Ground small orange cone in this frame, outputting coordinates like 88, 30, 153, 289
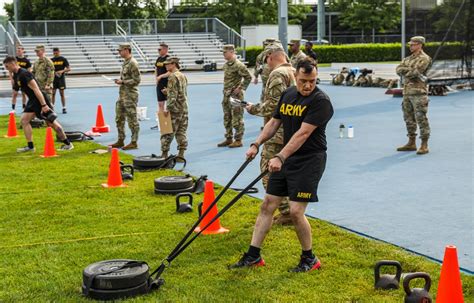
102, 148, 126, 188
436, 245, 464, 303
194, 180, 229, 235
92, 104, 110, 133
40, 127, 58, 158
4, 111, 19, 138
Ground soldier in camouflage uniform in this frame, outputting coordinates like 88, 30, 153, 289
331, 67, 348, 85
218, 44, 252, 148
246, 44, 296, 225
288, 39, 307, 69
160, 57, 188, 162
353, 69, 373, 87
372, 77, 397, 88
32, 45, 55, 102
395, 36, 432, 155
254, 38, 276, 101
110, 43, 141, 150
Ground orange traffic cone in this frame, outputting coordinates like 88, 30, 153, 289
436, 245, 464, 303
4, 111, 19, 138
92, 104, 110, 133
194, 180, 229, 235
40, 127, 58, 158
102, 148, 126, 188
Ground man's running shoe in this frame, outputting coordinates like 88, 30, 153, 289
289, 255, 321, 272
17, 146, 35, 153
58, 143, 74, 151
62, 108, 67, 114
228, 253, 265, 269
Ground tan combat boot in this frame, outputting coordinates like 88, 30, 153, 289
160, 151, 168, 159
228, 140, 243, 148
217, 138, 233, 147
416, 138, 429, 155
397, 137, 417, 151
176, 149, 185, 163
110, 139, 124, 148
273, 213, 293, 226
122, 141, 138, 150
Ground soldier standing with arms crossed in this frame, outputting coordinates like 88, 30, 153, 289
246, 44, 296, 225
288, 39, 306, 69
32, 45, 55, 104
395, 36, 432, 155
160, 57, 188, 162
218, 44, 252, 148
110, 43, 141, 150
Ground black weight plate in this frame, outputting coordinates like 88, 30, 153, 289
82, 280, 149, 300
30, 118, 45, 128
83, 259, 149, 290
154, 176, 194, 190
154, 185, 196, 195
133, 155, 166, 168
56, 132, 83, 142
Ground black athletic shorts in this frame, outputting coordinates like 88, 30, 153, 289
156, 85, 167, 102
267, 152, 327, 202
24, 93, 53, 119
53, 76, 66, 90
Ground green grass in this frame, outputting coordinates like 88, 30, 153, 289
0, 115, 472, 302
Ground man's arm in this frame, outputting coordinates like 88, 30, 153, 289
27, 79, 49, 110
405, 57, 431, 80
239, 63, 252, 90
246, 118, 282, 159
46, 59, 55, 87
279, 122, 317, 160
165, 75, 178, 112
121, 61, 141, 86
247, 76, 286, 117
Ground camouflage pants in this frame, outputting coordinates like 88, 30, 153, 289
402, 95, 430, 139
161, 111, 188, 152
222, 94, 244, 140
260, 143, 290, 215
115, 100, 140, 142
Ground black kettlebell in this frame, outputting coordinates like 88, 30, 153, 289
120, 164, 134, 180
374, 260, 402, 290
176, 193, 193, 213
403, 272, 432, 303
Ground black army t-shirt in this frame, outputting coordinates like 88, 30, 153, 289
155, 55, 169, 89
13, 68, 42, 103
51, 56, 70, 74
16, 56, 31, 69
273, 86, 334, 155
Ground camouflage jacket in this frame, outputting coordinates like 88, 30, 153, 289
248, 63, 295, 145
119, 57, 141, 100
166, 70, 188, 113
32, 57, 55, 88
254, 52, 271, 87
290, 50, 306, 69
396, 50, 431, 95
223, 58, 251, 95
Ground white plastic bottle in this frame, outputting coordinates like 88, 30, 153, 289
347, 125, 354, 138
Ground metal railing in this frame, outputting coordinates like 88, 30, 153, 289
0, 25, 15, 55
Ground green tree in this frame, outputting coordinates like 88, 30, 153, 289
428, 0, 470, 39
330, 0, 401, 33
178, 0, 312, 32
3, 0, 168, 21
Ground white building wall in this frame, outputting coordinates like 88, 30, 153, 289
241, 25, 302, 47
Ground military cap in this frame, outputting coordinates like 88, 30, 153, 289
163, 56, 180, 68
117, 43, 132, 51
263, 44, 285, 57
159, 42, 168, 49
34, 44, 45, 51
409, 36, 426, 44
222, 44, 235, 52
265, 38, 277, 43
288, 39, 301, 45
52, 47, 60, 52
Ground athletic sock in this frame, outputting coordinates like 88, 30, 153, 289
27, 142, 34, 149
247, 245, 261, 258
302, 249, 315, 259
63, 139, 71, 145
12, 104, 15, 110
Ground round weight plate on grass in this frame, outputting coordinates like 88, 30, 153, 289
154, 176, 194, 190
133, 155, 166, 168
82, 280, 149, 300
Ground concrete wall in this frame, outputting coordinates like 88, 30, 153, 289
241, 24, 302, 47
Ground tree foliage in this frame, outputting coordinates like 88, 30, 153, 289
4, 0, 168, 21
428, 0, 471, 38
178, 0, 312, 32
329, 0, 401, 33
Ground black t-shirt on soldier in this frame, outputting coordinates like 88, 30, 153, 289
51, 56, 70, 76
273, 86, 334, 156
16, 57, 31, 69
155, 55, 169, 89
13, 68, 46, 103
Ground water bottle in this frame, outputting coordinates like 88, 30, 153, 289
347, 125, 354, 138
339, 123, 345, 138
